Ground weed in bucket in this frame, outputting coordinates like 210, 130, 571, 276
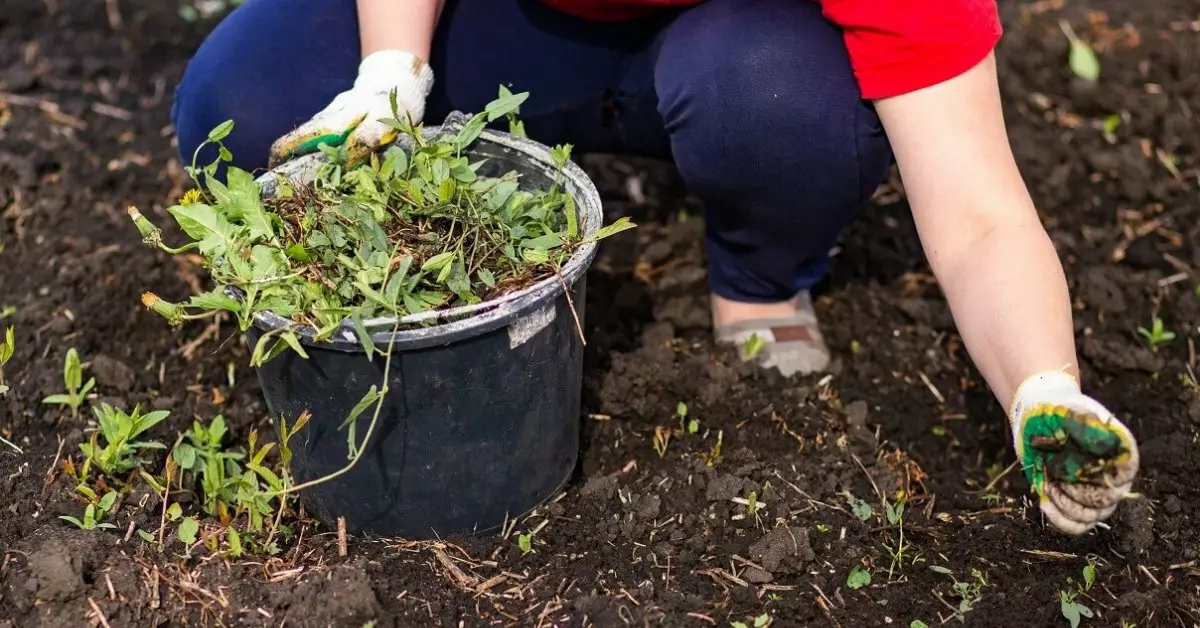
127, 87, 634, 538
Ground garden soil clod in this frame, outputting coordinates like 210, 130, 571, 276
2, 0, 1200, 626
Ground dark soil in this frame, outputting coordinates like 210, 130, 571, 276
3, 0, 1200, 626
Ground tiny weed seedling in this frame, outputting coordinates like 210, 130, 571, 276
42, 347, 94, 418
60, 489, 118, 531
1136, 316, 1174, 352
1060, 590, 1093, 627
731, 613, 771, 628
844, 492, 874, 522
677, 401, 699, 434
78, 404, 169, 477
881, 494, 922, 577
652, 425, 671, 457
929, 565, 988, 623
1060, 561, 1097, 627
0, 326, 13, 397
742, 333, 766, 361
701, 429, 724, 467
846, 564, 871, 590
1059, 19, 1100, 82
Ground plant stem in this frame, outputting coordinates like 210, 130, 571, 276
267, 321, 399, 497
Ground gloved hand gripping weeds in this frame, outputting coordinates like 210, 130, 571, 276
1009, 370, 1139, 535
268, 49, 435, 170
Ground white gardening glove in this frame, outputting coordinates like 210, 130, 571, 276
1008, 370, 1139, 535
268, 49, 434, 169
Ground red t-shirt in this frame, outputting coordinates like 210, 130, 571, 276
540, 0, 1003, 100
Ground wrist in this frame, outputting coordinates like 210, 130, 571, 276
1007, 368, 1080, 434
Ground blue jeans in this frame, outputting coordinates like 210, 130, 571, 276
172, 0, 893, 303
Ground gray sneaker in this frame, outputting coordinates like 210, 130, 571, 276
713, 291, 832, 376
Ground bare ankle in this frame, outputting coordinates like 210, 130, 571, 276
711, 293, 800, 327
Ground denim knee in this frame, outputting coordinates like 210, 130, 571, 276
171, 0, 360, 176
654, 0, 892, 301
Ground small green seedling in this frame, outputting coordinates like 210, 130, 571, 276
1059, 20, 1100, 82
0, 326, 13, 397
79, 404, 169, 476
42, 348, 95, 418
676, 401, 699, 434
1136, 316, 1174, 352
178, 516, 200, 544
1060, 590, 1093, 627
60, 490, 118, 531
844, 492, 874, 521
930, 565, 987, 622
731, 613, 771, 628
847, 565, 871, 589
517, 532, 533, 554
742, 333, 766, 361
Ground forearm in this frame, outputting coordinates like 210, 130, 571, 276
874, 52, 1081, 414
356, 0, 444, 59
935, 220, 1078, 413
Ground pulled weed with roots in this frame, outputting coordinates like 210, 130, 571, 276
130, 86, 633, 362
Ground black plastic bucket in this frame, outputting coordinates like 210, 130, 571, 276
244, 114, 603, 538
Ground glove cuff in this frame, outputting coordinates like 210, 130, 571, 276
1008, 369, 1080, 443
355, 49, 435, 114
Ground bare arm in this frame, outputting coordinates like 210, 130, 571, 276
356, 0, 445, 59
872, 51, 1077, 412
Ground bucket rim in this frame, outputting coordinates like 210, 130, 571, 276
242, 113, 603, 352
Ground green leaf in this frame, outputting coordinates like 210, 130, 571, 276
279, 331, 310, 359
454, 113, 488, 151
207, 120, 234, 142
0, 326, 14, 364
186, 290, 239, 313
350, 311, 377, 358
477, 268, 496, 289
521, 248, 549, 264
582, 216, 637, 244
485, 88, 529, 122
168, 203, 236, 254
167, 502, 183, 521
137, 529, 156, 543
564, 196, 578, 239
226, 527, 243, 556
422, 251, 455, 272
850, 497, 873, 521
846, 565, 871, 589
929, 565, 953, 575
64, 348, 81, 393
285, 243, 314, 262
910, 621, 930, 628
1083, 563, 1096, 590
1061, 20, 1100, 82
174, 443, 197, 469
339, 386, 381, 432
522, 234, 563, 250
178, 517, 200, 544
98, 491, 118, 512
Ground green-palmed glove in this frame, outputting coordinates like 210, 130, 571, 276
1008, 370, 1139, 535
268, 49, 434, 170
